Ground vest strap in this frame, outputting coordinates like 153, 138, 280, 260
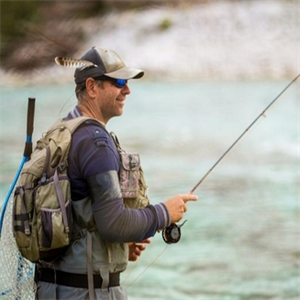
86, 231, 95, 300
99, 266, 110, 292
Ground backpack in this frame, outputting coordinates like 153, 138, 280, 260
13, 115, 150, 263
13, 116, 95, 262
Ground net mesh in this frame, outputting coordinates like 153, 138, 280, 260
0, 198, 36, 299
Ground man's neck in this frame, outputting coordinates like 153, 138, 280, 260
77, 104, 107, 127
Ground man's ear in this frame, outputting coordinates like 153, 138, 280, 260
85, 78, 97, 98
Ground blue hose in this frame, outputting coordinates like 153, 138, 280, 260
0, 156, 28, 236
0, 97, 35, 236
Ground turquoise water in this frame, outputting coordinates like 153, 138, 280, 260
0, 80, 299, 299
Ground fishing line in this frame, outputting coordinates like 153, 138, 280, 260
30, 42, 77, 118
124, 244, 169, 291
122, 259, 139, 286
29, 67, 76, 118
58, 92, 77, 117
190, 73, 300, 194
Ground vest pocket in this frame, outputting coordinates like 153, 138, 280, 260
119, 153, 140, 198
40, 200, 72, 249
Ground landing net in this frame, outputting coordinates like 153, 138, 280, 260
0, 198, 36, 299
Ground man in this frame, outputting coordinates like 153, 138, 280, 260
36, 46, 197, 300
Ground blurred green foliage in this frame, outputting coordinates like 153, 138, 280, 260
0, 0, 169, 70
159, 17, 173, 31
1, 1, 40, 38
0, 1, 41, 61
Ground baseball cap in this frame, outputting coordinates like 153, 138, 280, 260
74, 47, 144, 84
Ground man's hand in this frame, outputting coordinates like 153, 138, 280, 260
164, 193, 198, 223
128, 238, 151, 261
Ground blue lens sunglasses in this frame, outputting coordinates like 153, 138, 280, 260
78, 77, 128, 92
97, 76, 127, 88
113, 78, 127, 88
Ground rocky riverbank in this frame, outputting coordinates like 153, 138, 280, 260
1, 0, 299, 86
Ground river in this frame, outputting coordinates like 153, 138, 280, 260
0, 79, 299, 299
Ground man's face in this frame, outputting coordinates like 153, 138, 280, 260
96, 80, 131, 123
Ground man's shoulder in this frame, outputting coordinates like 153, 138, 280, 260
72, 119, 109, 141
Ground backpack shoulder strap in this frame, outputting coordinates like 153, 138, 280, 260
49, 116, 105, 135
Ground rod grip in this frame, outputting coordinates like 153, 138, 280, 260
26, 97, 36, 136
23, 97, 36, 158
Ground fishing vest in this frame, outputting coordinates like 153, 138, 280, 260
52, 195, 129, 275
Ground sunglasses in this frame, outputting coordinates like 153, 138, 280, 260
111, 78, 128, 88
95, 76, 128, 88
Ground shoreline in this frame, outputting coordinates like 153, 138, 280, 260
1, 0, 299, 87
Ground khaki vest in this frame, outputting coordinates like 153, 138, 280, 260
53, 196, 128, 275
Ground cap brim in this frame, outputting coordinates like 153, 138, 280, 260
105, 67, 144, 80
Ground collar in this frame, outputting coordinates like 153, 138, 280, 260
67, 105, 82, 119
66, 106, 106, 128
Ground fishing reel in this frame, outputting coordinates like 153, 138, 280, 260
162, 220, 187, 244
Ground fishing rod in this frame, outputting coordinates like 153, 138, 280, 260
190, 74, 300, 193
162, 73, 300, 244
0, 97, 36, 236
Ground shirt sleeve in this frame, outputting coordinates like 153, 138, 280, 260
68, 123, 120, 200
87, 170, 170, 242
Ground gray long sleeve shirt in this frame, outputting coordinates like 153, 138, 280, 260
67, 106, 170, 243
